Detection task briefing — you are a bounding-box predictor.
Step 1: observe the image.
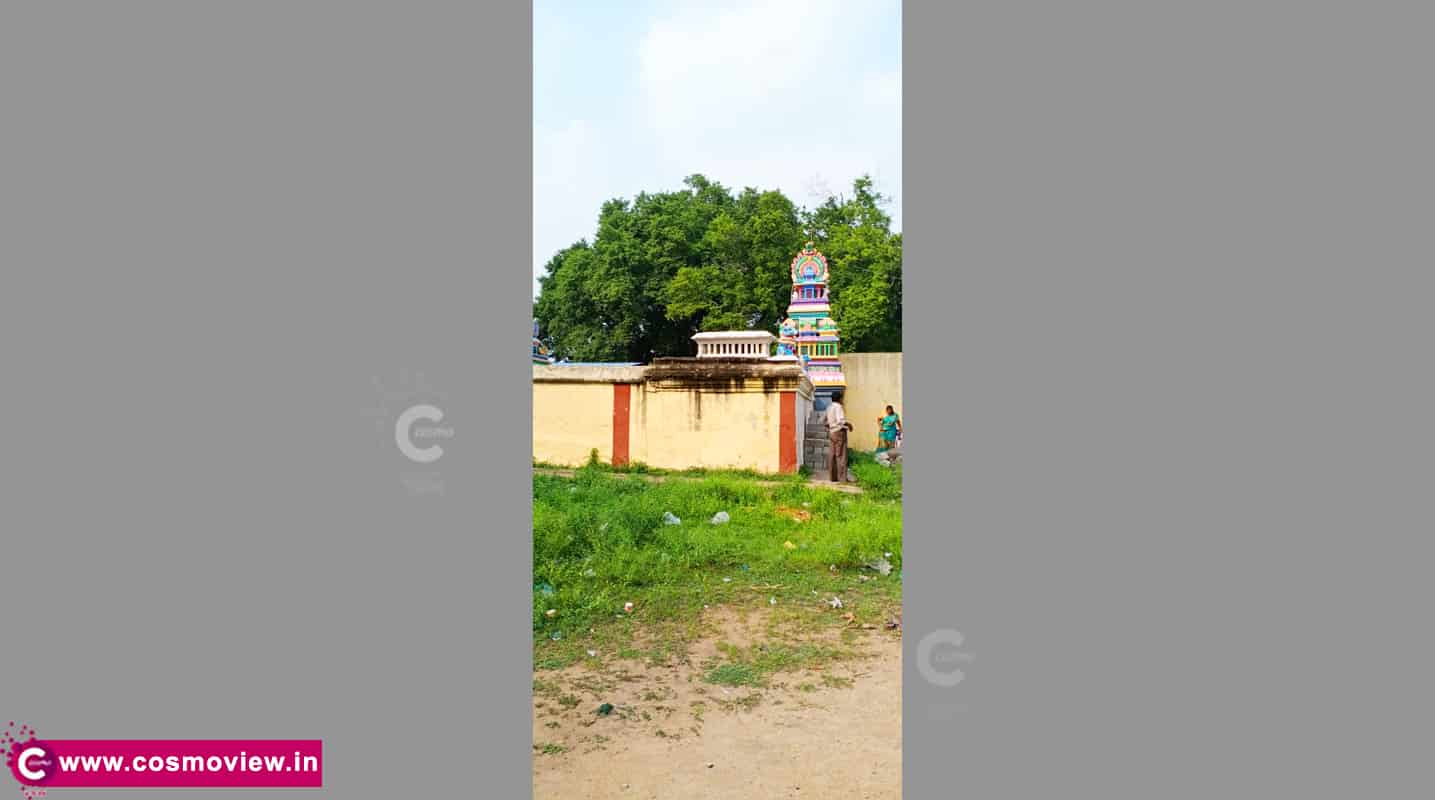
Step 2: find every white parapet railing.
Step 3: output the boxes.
[691,330,777,359]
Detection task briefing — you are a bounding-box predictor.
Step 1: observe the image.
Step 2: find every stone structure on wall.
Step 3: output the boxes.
[693,330,776,359]
[532,318,553,365]
[776,243,845,408]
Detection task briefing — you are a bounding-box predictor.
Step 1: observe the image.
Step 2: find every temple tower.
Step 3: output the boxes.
[777,242,845,408]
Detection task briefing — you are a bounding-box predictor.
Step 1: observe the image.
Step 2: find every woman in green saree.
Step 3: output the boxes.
[876,405,902,453]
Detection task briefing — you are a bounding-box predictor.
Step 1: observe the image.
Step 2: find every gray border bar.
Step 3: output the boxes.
[907,1,1434,797]
[1,2,532,797]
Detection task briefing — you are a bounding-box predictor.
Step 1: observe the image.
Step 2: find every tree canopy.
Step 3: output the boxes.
[534,175,902,362]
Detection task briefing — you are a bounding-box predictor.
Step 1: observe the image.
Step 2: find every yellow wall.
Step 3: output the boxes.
[636,382,783,473]
[534,364,813,473]
[532,381,613,466]
[840,353,904,452]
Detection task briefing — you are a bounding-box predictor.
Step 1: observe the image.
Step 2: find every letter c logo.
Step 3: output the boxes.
[916,629,973,688]
[18,746,49,781]
[396,404,444,463]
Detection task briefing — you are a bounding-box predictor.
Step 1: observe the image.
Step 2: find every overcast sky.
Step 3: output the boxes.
[534,0,902,298]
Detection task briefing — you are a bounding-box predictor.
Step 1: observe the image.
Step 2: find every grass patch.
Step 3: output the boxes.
[533,464,902,668]
[703,663,762,687]
[701,640,857,688]
[848,450,903,501]
[536,743,567,756]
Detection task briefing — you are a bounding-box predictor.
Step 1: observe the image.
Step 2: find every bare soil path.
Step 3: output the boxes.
[533,607,900,799]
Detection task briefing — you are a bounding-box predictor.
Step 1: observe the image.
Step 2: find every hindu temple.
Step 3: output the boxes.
[776,243,845,408]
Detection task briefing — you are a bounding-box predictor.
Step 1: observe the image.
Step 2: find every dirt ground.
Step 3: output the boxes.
[533,607,901,799]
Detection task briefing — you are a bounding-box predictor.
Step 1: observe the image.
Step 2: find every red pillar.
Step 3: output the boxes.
[612,383,631,467]
[779,391,797,473]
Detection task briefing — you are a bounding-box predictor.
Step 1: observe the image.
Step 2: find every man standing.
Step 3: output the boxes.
[824,392,855,483]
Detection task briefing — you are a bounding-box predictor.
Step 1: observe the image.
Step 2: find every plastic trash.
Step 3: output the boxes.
[710,511,730,524]
[663,512,682,525]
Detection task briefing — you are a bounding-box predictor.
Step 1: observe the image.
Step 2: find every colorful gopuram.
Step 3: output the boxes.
[532,318,553,365]
[776,243,845,404]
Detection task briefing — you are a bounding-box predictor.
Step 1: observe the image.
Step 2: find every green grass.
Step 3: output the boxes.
[703,662,763,687]
[702,641,855,687]
[847,450,903,501]
[532,457,902,669]
[535,448,897,494]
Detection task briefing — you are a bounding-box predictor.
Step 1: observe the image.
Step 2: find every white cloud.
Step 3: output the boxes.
[637,0,839,122]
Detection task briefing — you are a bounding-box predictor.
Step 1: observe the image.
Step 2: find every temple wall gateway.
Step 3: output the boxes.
[532,246,900,471]
[532,360,813,474]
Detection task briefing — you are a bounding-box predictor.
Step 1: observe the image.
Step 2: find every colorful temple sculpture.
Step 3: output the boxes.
[532,318,553,365]
[776,243,845,406]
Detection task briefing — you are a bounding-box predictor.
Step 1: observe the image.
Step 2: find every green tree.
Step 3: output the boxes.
[801,176,903,352]
[535,175,901,361]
